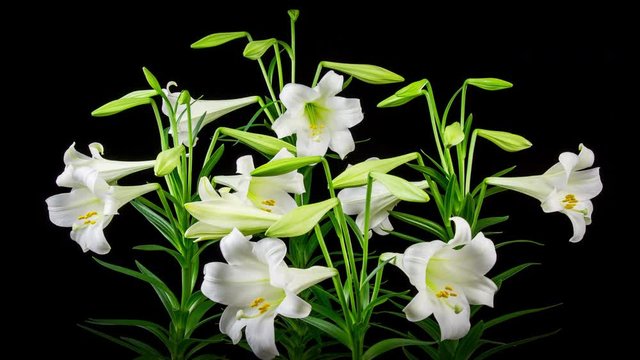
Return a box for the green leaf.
[370,172,430,203]
[493,263,540,288]
[191,32,248,49]
[132,244,185,267]
[266,198,339,237]
[78,324,144,355]
[363,338,435,360]
[332,153,418,188]
[243,38,276,60]
[142,67,162,93]
[121,337,163,356]
[388,211,447,240]
[466,78,513,91]
[407,164,447,189]
[134,261,180,312]
[476,129,532,152]
[130,200,180,248]
[455,321,484,360]
[377,79,427,107]
[485,303,562,330]
[475,216,509,232]
[321,61,404,84]
[87,318,169,345]
[251,156,322,176]
[495,239,544,249]
[91,97,151,117]
[199,144,225,180]
[474,329,561,360]
[301,316,352,349]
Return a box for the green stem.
[359,176,374,286]
[150,101,168,151]
[422,90,447,173]
[203,128,221,169]
[458,83,469,192]
[465,130,478,194]
[290,14,297,83]
[313,225,350,320]
[257,97,276,124]
[273,42,284,93]
[185,97,194,202]
[245,34,282,116]
[312,62,324,87]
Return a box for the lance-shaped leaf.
[191,31,249,49]
[476,129,532,152]
[219,127,296,156]
[370,172,430,203]
[251,156,322,177]
[332,153,418,189]
[321,61,404,84]
[154,146,184,176]
[377,79,428,108]
[243,38,277,60]
[266,198,339,237]
[466,78,513,91]
[444,122,464,148]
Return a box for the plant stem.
[246,34,282,116]
[465,130,478,194]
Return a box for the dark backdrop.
[22,2,630,358]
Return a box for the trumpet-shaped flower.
[214,148,305,215]
[381,217,497,340]
[272,71,364,159]
[162,82,258,146]
[56,142,155,192]
[486,144,602,242]
[46,179,158,254]
[338,180,429,235]
[185,178,281,240]
[202,228,337,359]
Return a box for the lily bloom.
[381,217,497,340]
[272,71,364,159]
[487,144,602,242]
[202,228,336,359]
[46,178,158,254]
[214,148,305,215]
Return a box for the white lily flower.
[162,82,258,146]
[185,178,281,240]
[46,179,158,254]
[56,142,155,192]
[381,217,497,340]
[338,180,429,235]
[214,148,305,215]
[272,71,364,159]
[486,144,602,242]
[202,228,337,360]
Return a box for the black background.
[21,1,630,358]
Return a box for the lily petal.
[403,291,435,322]
[276,292,312,318]
[245,312,279,360]
[433,295,470,340]
[219,306,247,344]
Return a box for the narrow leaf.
[388,211,447,240]
[363,338,435,360]
[493,263,540,288]
[191,32,248,49]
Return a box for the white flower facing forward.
[381,217,497,340]
[46,181,159,254]
[486,144,602,242]
[162,82,258,146]
[214,148,305,214]
[185,178,281,241]
[272,71,364,159]
[56,142,155,192]
[202,228,337,360]
[338,180,429,235]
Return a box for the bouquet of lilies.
[46,10,602,359]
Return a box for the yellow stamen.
[262,199,276,206]
[250,297,265,308]
[258,303,271,314]
[562,194,579,210]
[77,211,98,220]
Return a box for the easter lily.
[162,82,258,146]
[46,179,159,254]
[272,71,363,159]
[56,142,155,192]
[338,180,429,235]
[214,148,305,214]
[202,228,337,359]
[381,217,497,340]
[486,144,602,242]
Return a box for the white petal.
[273,266,337,294]
[448,217,472,246]
[403,241,446,291]
[220,228,260,266]
[325,96,363,129]
[296,128,330,157]
[245,313,279,360]
[219,306,247,344]
[564,209,587,243]
[567,168,603,199]
[271,110,303,138]
[236,155,256,175]
[71,220,111,255]
[462,276,498,307]
[328,129,355,159]
[250,185,298,215]
[253,237,287,268]
[372,216,394,235]
[485,175,553,202]
[337,186,367,215]
[403,291,434,322]
[103,183,159,215]
[433,296,470,340]
[46,189,102,227]
[576,143,595,170]
[197,177,220,201]
[316,71,344,98]
[280,83,319,110]
[202,262,281,306]
[88,142,105,159]
[558,151,579,182]
[541,189,564,213]
[63,142,90,164]
[276,292,312,318]
[214,174,251,199]
[185,221,229,241]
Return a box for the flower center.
[433,284,463,314]
[77,211,98,226]
[250,297,271,314]
[561,194,579,209]
[304,102,327,141]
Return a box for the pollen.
[258,303,271,314]
[262,199,276,206]
[250,297,265,308]
[561,194,579,209]
[77,211,98,220]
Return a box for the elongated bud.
[91,97,152,117]
[444,122,464,148]
[154,146,184,176]
[219,127,296,156]
[466,78,513,91]
[332,153,418,188]
[266,198,339,237]
[243,39,277,60]
[142,67,162,93]
[191,32,249,49]
[476,129,532,152]
[378,79,428,108]
[321,61,404,84]
[251,156,322,177]
[370,172,430,202]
